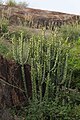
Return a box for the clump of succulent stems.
[12,32,30,97]
[12,29,70,102]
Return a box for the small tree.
[6,0,16,6]
[18,1,28,8]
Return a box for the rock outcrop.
[0,55,32,108]
[0,5,80,29]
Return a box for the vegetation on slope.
[0,11,80,120]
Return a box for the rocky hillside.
[0,5,80,29]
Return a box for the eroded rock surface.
[0,5,80,29]
[0,55,32,108]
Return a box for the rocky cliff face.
[0,5,80,29]
[0,55,32,108]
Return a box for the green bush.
[6,0,16,6]
[0,19,9,35]
[0,43,9,55]
[12,99,80,120]
[60,24,80,41]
